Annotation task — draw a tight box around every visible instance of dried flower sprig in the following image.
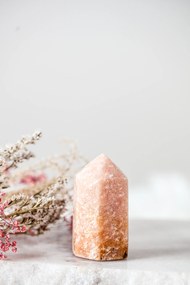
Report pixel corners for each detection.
[0,131,42,259]
[5,177,66,235]
[0,131,42,175]
[0,132,86,260]
[8,141,86,231]
[0,192,26,259]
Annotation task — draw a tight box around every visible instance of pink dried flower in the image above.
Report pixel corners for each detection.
[0,191,27,259]
[21,225,26,232]
[12,247,17,253]
[12,241,16,247]
[20,173,46,185]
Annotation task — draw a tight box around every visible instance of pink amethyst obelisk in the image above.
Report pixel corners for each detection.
[72,154,128,261]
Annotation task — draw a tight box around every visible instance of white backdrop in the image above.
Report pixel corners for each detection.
[0,0,190,219]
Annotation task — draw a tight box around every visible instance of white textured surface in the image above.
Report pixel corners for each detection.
[1,220,190,285]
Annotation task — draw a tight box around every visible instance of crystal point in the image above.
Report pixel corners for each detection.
[72,154,128,261]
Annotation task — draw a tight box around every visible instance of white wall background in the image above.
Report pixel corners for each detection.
[0,0,190,219]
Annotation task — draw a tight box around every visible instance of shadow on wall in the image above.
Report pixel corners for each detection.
[130,174,190,220]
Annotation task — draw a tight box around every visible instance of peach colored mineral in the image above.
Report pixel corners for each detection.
[72,154,128,261]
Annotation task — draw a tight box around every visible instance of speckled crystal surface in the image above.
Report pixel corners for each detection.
[72,154,128,261]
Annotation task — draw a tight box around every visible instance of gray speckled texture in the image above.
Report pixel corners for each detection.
[1,219,190,285]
